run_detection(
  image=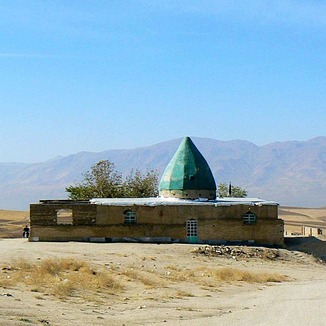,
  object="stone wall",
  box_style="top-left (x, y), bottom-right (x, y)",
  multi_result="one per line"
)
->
top-left (30, 202), bottom-right (97, 226)
top-left (96, 204), bottom-right (278, 225)
top-left (29, 201), bottom-right (283, 245)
